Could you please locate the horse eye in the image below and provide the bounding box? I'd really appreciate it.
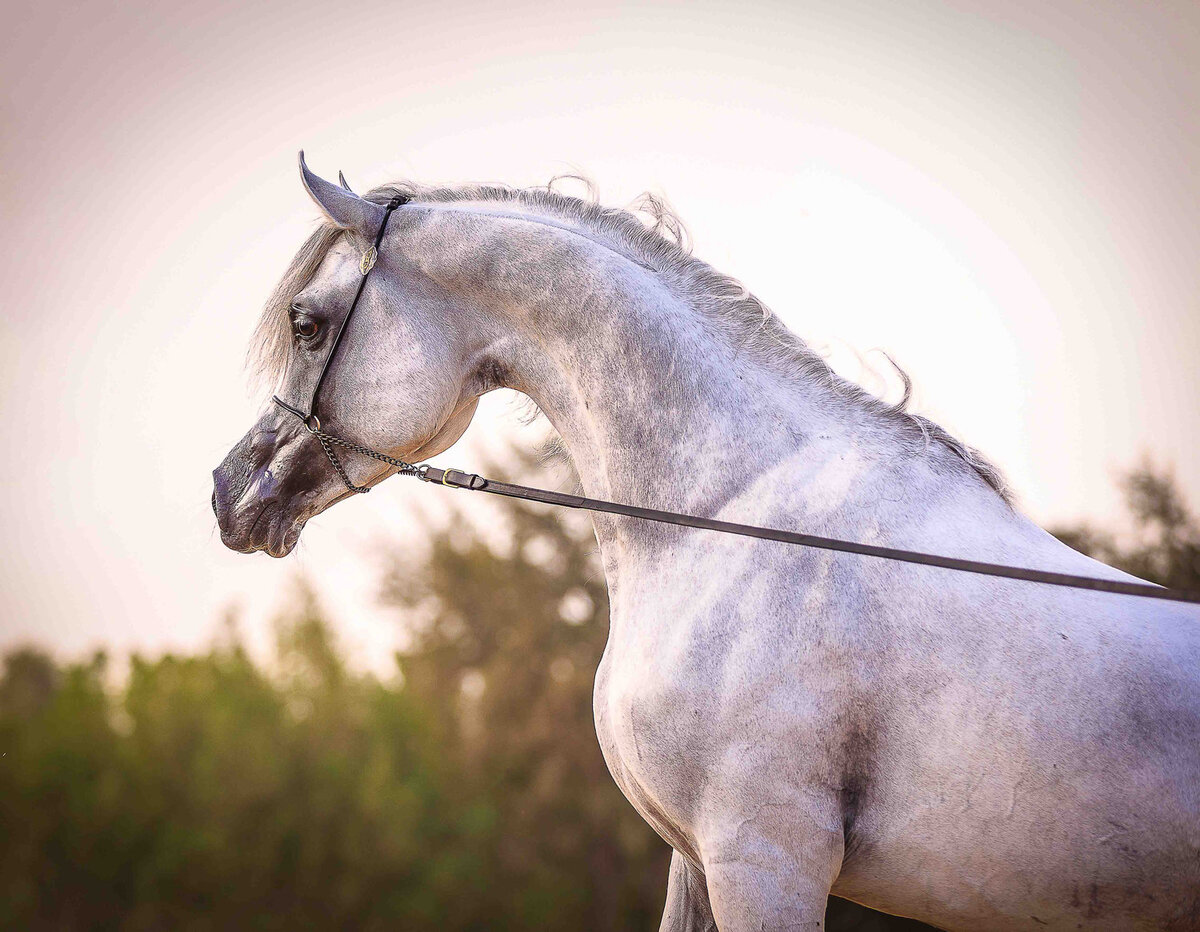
[294,319,320,340]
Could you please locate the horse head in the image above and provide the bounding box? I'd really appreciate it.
[212,155,483,556]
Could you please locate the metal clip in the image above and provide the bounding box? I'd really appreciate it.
[359,246,377,275]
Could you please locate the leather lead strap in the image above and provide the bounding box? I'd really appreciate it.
[421,467,1200,605]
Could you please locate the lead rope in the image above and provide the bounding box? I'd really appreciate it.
[272,401,1200,605]
[272,196,1200,606]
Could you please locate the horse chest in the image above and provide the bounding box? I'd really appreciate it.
[593,638,712,854]
[591,563,776,844]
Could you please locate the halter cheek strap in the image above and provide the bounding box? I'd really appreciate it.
[273,194,413,493]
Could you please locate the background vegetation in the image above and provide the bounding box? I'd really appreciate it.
[2,457,1195,930]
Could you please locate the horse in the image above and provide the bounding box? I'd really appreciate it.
[213,155,1200,930]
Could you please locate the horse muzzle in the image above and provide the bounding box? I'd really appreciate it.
[212,427,314,557]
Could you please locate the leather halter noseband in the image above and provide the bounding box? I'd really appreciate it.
[267,195,1200,605]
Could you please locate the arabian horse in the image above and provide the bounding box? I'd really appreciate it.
[214,155,1200,930]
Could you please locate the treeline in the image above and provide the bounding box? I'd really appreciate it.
[2,452,668,931]
[1,460,1194,930]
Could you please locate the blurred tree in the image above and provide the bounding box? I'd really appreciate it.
[1052,461,1200,591]
[0,604,459,931]
[0,441,674,931]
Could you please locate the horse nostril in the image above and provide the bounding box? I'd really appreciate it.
[212,488,219,518]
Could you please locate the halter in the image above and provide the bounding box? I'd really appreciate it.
[268,195,1200,605]
[273,195,422,492]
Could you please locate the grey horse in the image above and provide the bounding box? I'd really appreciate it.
[214,155,1200,930]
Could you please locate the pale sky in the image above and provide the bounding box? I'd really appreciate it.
[1,0,1197,668]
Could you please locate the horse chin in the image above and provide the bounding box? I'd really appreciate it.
[264,515,306,558]
[218,499,308,558]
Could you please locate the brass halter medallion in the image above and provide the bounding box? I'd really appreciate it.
[359,245,378,275]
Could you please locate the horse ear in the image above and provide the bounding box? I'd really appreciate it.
[338,171,353,193]
[298,151,382,234]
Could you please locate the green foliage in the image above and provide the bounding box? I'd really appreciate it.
[0,613,466,931]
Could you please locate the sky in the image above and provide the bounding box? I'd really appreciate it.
[1,0,1197,668]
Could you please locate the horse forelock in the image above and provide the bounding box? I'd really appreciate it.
[248,177,1010,503]
[247,222,345,394]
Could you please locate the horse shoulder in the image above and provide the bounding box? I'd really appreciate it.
[594,532,877,863]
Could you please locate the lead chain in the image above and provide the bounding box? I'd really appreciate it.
[311,427,424,493]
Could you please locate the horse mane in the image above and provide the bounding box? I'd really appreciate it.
[249,178,1010,503]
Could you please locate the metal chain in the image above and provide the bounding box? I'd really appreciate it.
[310,426,424,493]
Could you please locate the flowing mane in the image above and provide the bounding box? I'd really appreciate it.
[250,179,1009,501]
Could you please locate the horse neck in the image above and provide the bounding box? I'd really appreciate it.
[508,274,810,511]
[408,206,924,550]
